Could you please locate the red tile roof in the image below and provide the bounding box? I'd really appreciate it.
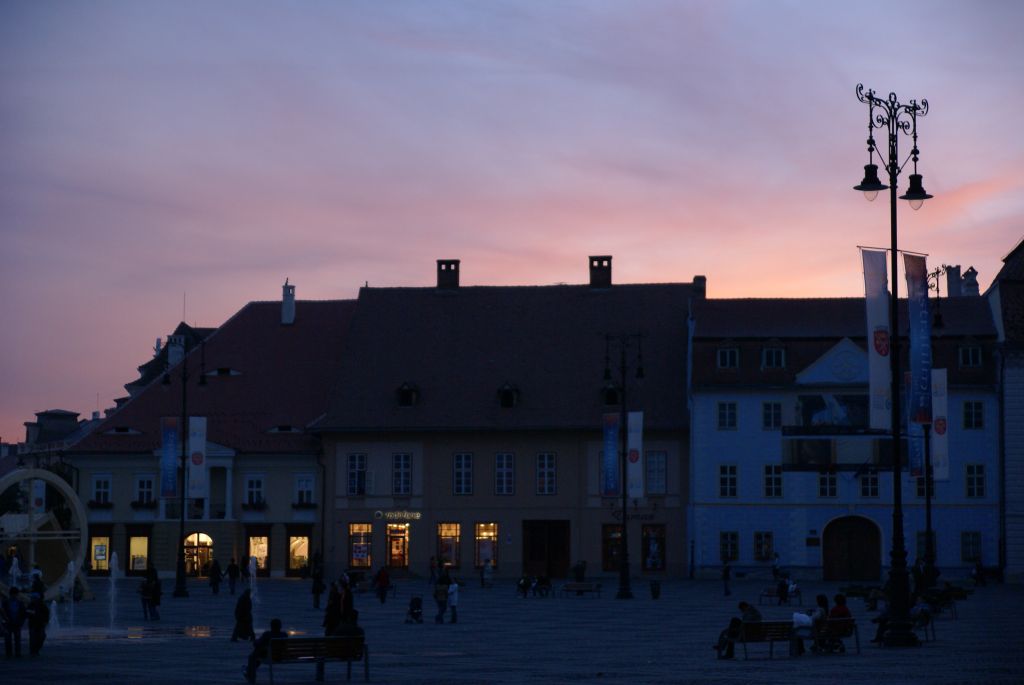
[71,300,355,454]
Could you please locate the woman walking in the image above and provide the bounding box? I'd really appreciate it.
[231,589,255,642]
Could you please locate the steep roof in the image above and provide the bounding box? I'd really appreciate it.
[316,283,696,433]
[72,299,355,454]
[993,237,1024,283]
[691,297,996,339]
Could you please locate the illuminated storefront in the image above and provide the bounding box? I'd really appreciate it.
[349,523,372,568]
[474,522,498,568]
[387,523,409,568]
[437,522,460,568]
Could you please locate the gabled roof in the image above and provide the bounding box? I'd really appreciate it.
[126,322,216,393]
[71,300,356,454]
[691,297,996,339]
[993,237,1024,283]
[316,283,696,433]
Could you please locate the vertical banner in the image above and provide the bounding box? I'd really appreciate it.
[930,368,949,481]
[908,422,925,478]
[862,249,891,430]
[601,413,620,496]
[187,416,208,499]
[904,253,933,425]
[160,417,179,497]
[31,479,46,514]
[627,411,644,499]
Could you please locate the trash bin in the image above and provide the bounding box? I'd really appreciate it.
[650,580,661,600]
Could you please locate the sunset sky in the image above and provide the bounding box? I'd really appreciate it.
[1,1,1022,442]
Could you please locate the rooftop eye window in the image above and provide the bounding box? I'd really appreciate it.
[105,426,141,435]
[205,367,242,377]
[267,425,302,434]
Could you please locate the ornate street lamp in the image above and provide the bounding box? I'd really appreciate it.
[604,333,644,600]
[853,84,932,647]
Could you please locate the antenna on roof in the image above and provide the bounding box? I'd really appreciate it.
[183,291,187,322]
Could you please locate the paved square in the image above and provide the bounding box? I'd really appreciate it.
[5,575,1022,684]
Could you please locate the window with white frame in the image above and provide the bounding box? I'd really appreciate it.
[719,464,737,498]
[135,476,154,504]
[961,531,982,562]
[347,454,367,496]
[295,474,315,505]
[763,465,782,498]
[966,464,985,498]
[762,347,785,369]
[645,451,667,496]
[818,471,837,498]
[92,474,111,504]
[717,402,737,430]
[246,476,265,505]
[861,470,879,498]
[958,345,982,368]
[762,402,782,430]
[453,453,473,495]
[963,401,984,429]
[392,453,412,496]
[717,347,739,369]
[536,453,556,495]
[494,453,514,495]
[915,476,934,498]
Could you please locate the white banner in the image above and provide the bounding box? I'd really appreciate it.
[187,416,208,499]
[930,369,949,481]
[627,411,644,499]
[862,249,891,430]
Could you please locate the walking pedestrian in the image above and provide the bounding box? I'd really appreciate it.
[722,558,732,596]
[428,556,437,585]
[771,552,781,580]
[226,558,240,595]
[146,567,162,620]
[231,589,255,642]
[26,592,49,656]
[138,575,152,620]
[2,587,26,657]
[209,558,224,595]
[374,566,390,605]
[433,571,450,624]
[312,566,325,610]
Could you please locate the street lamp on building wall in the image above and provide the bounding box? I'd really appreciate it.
[853,84,933,647]
[604,333,644,600]
[163,338,206,598]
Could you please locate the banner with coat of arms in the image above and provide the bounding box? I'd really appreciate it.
[861,249,890,430]
[930,368,949,481]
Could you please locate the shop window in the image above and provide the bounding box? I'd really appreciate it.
[387,523,409,568]
[602,524,623,572]
[349,523,372,568]
[475,522,498,568]
[437,522,461,568]
[186,532,214,576]
[289,536,309,572]
[642,524,666,572]
[129,536,149,572]
[248,535,269,573]
[90,536,110,572]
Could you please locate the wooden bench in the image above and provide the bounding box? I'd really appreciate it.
[559,582,602,598]
[757,585,802,606]
[812,618,860,654]
[737,620,793,659]
[267,636,369,683]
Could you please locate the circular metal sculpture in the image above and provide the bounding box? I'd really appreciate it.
[0,467,89,602]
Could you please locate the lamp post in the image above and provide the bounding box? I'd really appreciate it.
[853,84,932,647]
[604,333,644,600]
[164,338,206,598]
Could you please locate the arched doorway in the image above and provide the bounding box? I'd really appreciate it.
[184,532,213,576]
[822,516,881,581]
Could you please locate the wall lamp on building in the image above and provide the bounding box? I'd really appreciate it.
[853,84,933,647]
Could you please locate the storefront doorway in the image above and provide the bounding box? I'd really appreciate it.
[184,532,213,576]
[522,520,570,578]
[823,516,881,581]
[387,523,409,568]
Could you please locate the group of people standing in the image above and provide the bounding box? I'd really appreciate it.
[2,586,50,657]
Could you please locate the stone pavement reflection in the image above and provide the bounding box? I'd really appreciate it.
[5,575,1023,684]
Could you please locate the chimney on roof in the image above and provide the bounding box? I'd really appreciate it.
[282,278,296,325]
[167,335,184,367]
[962,266,980,296]
[92,411,100,421]
[693,275,707,298]
[589,256,612,288]
[437,259,460,289]
[946,265,962,297]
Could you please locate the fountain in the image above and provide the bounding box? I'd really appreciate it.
[108,551,120,628]
[65,560,76,628]
[48,600,60,634]
[9,556,21,589]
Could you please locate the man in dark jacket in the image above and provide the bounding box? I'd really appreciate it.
[26,592,50,655]
[2,587,27,657]
[243,617,288,683]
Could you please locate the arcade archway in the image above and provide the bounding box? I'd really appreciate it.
[822,515,881,581]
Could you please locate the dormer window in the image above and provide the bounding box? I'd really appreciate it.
[762,346,786,369]
[267,425,302,434]
[205,367,242,377]
[958,345,982,368]
[603,384,621,406]
[498,384,519,408]
[105,426,141,435]
[397,383,419,407]
[717,347,739,369]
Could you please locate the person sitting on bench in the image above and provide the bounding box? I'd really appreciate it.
[243,617,288,684]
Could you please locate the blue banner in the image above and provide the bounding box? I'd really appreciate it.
[602,413,620,496]
[160,417,179,497]
[904,254,933,425]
